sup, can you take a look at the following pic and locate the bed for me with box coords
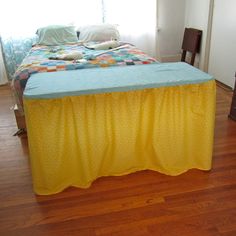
[12,26,216,195]
[13,42,156,111]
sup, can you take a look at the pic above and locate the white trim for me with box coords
[203,0,214,72]
[160,54,181,62]
[155,0,161,60]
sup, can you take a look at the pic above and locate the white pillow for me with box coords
[78,24,120,42]
[36,25,78,46]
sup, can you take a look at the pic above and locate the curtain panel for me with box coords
[103,0,157,58]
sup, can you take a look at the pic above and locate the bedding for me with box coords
[85,40,120,50]
[13,42,157,110]
[78,24,120,42]
[36,25,79,46]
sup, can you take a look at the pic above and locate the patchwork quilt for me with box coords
[12,43,157,108]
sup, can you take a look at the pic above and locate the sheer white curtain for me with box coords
[104,0,158,58]
[0,0,103,37]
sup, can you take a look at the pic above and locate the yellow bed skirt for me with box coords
[24,80,216,195]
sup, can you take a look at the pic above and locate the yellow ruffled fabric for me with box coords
[24,80,216,195]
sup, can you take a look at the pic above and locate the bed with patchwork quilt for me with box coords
[12,37,215,195]
[12,42,157,110]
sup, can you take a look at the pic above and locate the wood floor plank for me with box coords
[220,231,236,236]
[0,84,236,236]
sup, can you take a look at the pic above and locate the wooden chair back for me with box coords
[181,28,202,66]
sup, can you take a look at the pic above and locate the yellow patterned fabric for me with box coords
[24,80,216,195]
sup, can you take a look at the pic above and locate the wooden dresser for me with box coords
[229,74,236,121]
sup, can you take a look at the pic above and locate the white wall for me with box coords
[162,0,235,88]
[157,0,211,69]
[184,0,211,70]
[208,0,236,88]
[157,0,186,62]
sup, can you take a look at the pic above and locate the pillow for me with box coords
[36,25,79,46]
[78,24,120,42]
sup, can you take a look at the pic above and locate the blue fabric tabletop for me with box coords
[24,62,214,99]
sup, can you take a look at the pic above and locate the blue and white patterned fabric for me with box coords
[1,36,37,80]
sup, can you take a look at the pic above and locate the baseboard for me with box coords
[0,81,10,87]
[160,54,181,62]
[216,80,233,92]
[160,54,201,69]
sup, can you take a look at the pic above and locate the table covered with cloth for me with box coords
[23,62,216,195]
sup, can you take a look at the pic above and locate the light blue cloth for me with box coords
[24,62,214,99]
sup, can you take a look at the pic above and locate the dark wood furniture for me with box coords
[229,73,236,121]
[181,28,202,66]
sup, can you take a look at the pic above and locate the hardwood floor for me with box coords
[0,84,235,236]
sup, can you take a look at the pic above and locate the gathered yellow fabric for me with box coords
[24,80,216,195]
